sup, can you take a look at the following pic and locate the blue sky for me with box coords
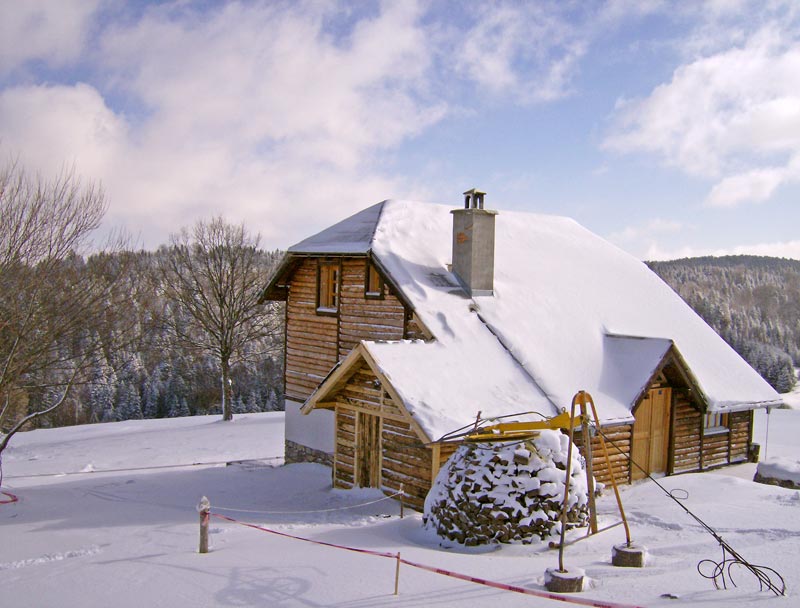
[1,0,798,260]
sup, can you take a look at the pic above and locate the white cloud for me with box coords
[0,83,127,180]
[705,166,788,206]
[609,218,683,243]
[605,21,800,207]
[0,0,101,74]
[454,3,586,103]
[0,1,600,249]
[0,2,451,248]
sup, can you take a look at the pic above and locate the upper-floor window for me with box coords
[317,262,340,314]
[704,411,729,435]
[365,262,384,299]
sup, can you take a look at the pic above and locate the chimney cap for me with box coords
[463,188,487,210]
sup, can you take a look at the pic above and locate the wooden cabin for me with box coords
[262,194,782,510]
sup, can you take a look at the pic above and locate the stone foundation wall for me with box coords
[285,440,333,467]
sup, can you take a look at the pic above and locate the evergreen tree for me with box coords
[90,356,118,423]
[116,381,143,420]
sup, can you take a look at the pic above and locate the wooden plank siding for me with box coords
[284,256,417,402]
[285,259,338,401]
[573,386,752,484]
[573,425,632,486]
[338,259,406,360]
[671,390,751,473]
[327,361,432,511]
[671,391,702,473]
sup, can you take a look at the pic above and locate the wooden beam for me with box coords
[431,443,441,482]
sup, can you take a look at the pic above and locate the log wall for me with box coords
[330,362,433,511]
[284,256,417,402]
[338,259,406,360]
[727,411,750,464]
[285,258,338,401]
[671,391,701,473]
[574,424,632,486]
[670,390,751,473]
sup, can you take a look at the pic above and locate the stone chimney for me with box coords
[451,188,497,296]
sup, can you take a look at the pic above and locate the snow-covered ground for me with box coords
[1,409,799,607]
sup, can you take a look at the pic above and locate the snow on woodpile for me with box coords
[423,430,592,546]
[754,457,800,489]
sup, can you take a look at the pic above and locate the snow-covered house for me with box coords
[262,193,782,509]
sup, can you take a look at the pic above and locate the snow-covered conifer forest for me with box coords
[2,247,286,432]
[650,256,799,393]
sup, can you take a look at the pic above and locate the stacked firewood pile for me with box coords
[423,430,592,546]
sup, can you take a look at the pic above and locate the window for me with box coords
[365,262,383,299]
[704,411,729,434]
[317,262,339,314]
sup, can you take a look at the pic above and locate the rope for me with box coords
[2,456,284,479]
[212,490,404,515]
[212,512,645,608]
[592,423,786,596]
[0,491,18,505]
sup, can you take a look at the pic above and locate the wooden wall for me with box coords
[727,411,751,464]
[338,259,406,360]
[573,386,753,484]
[285,258,338,401]
[284,256,418,402]
[574,424,632,486]
[671,390,701,473]
[671,390,751,473]
[329,361,434,511]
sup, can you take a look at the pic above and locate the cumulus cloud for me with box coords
[0,2,451,247]
[453,3,586,103]
[0,1,594,248]
[605,18,800,207]
[0,0,101,74]
[0,83,127,179]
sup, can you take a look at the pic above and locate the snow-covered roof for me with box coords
[297,200,782,440]
[288,201,385,254]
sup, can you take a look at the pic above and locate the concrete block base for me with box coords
[612,542,646,568]
[544,567,585,593]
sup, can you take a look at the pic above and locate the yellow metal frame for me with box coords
[458,392,633,552]
[463,411,580,442]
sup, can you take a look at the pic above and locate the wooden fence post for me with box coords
[394,552,401,595]
[198,496,210,554]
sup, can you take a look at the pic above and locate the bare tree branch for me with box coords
[0,158,131,457]
[159,217,280,421]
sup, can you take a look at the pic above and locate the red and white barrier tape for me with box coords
[1,490,19,505]
[212,513,396,559]
[212,512,644,608]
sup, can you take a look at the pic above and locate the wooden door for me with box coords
[631,388,672,481]
[356,412,381,488]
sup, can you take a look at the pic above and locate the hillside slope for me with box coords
[648,256,799,392]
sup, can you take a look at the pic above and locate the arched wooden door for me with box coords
[631,387,672,481]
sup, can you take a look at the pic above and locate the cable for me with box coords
[212,490,404,515]
[592,422,786,596]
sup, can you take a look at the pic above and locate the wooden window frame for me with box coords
[364,261,384,300]
[703,411,729,436]
[316,260,341,315]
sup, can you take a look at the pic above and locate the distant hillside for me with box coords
[648,256,799,393]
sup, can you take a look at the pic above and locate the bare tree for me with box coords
[159,217,279,421]
[0,160,129,457]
